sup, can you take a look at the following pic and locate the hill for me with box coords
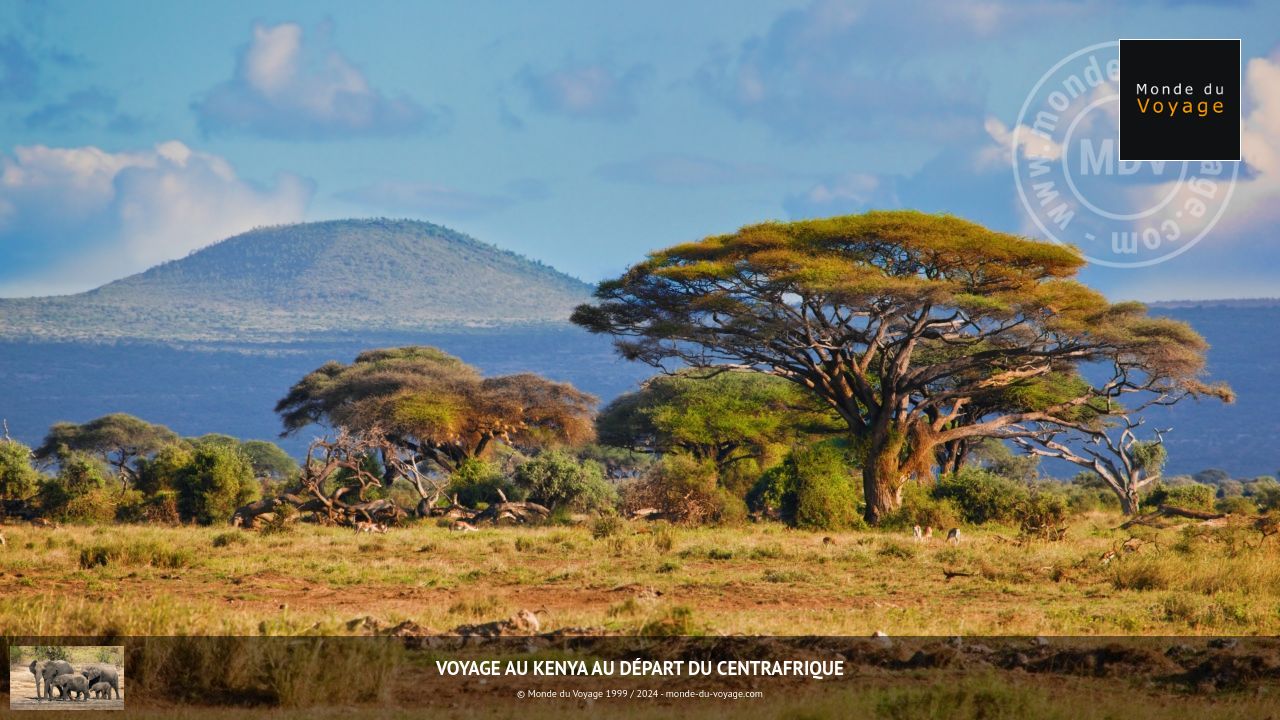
[0,219,594,341]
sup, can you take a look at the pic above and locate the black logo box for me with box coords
[1119,39,1241,161]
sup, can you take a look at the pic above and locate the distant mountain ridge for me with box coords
[0,219,594,341]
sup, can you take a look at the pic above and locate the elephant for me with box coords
[51,673,89,701]
[82,665,122,700]
[90,681,113,699]
[30,659,74,701]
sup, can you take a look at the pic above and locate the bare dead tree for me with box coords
[1013,415,1169,515]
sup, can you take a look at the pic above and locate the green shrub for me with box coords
[1146,482,1215,512]
[1250,480,1280,512]
[933,467,1027,524]
[748,443,863,531]
[1216,496,1258,515]
[621,455,720,524]
[174,444,260,525]
[135,444,194,495]
[37,453,116,523]
[115,488,148,523]
[79,540,192,569]
[0,439,40,501]
[513,450,616,511]
[58,487,119,523]
[1015,491,1069,540]
[883,483,960,530]
[212,532,249,548]
[591,515,625,539]
[447,458,520,507]
[713,488,749,526]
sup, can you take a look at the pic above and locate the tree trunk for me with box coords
[1119,485,1141,515]
[862,430,907,525]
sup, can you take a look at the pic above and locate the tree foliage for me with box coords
[513,449,615,511]
[174,444,260,525]
[573,210,1229,522]
[597,370,840,476]
[0,438,40,501]
[276,346,597,482]
[35,413,179,485]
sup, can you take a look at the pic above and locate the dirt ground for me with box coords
[9,664,124,711]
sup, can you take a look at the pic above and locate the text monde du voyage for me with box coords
[1134,82,1228,118]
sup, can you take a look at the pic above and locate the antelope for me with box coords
[946,528,961,545]
[924,526,934,540]
[451,520,479,533]
[912,525,924,542]
[354,521,388,534]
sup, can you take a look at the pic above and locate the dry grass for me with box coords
[1,513,1279,637]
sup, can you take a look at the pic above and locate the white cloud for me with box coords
[518,61,652,121]
[783,173,899,218]
[0,141,313,297]
[194,22,446,139]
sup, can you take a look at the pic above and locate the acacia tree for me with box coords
[598,369,841,477]
[274,346,597,507]
[34,413,179,487]
[572,211,1228,523]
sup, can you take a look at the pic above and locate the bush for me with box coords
[79,539,191,569]
[447,459,520,507]
[174,444,260,525]
[1015,491,1069,540]
[58,487,119,524]
[513,450,616,511]
[36,452,113,522]
[142,490,181,523]
[749,443,863,531]
[882,483,960,530]
[1216,496,1257,515]
[1146,482,1216,512]
[0,439,40,501]
[115,488,148,523]
[135,444,194,495]
[1250,480,1280,512]
[621,456,742,525]
[933,468,1028,525]
[591,515,625,539]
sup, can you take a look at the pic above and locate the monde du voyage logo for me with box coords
[1014,39,1241,268]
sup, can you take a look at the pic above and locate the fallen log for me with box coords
[473,500,550,525]
[1157,504,1226,521]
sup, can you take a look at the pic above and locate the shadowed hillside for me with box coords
[0,219,593,341]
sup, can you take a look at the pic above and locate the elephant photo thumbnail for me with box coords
[9,646,123,710]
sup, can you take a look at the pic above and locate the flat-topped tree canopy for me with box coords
[573,210,1231,523]
[275,346,597,474]
[34,413,180,485]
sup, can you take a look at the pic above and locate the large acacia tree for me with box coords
[275,346,597,505]
[572,211,1227,523]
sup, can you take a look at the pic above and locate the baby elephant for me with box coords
[90,681,113,699]
[82,665,122,700]
[52,673,89,701]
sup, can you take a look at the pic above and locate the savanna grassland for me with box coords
[2,513,1278,638]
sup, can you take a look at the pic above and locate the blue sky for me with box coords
[2,0,1279,300]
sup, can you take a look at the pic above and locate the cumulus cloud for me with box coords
[518,61,652,121]
[596,154,779,186]
[697,0,1084,141]
[0,141,312,296]
[194,22,446,139]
